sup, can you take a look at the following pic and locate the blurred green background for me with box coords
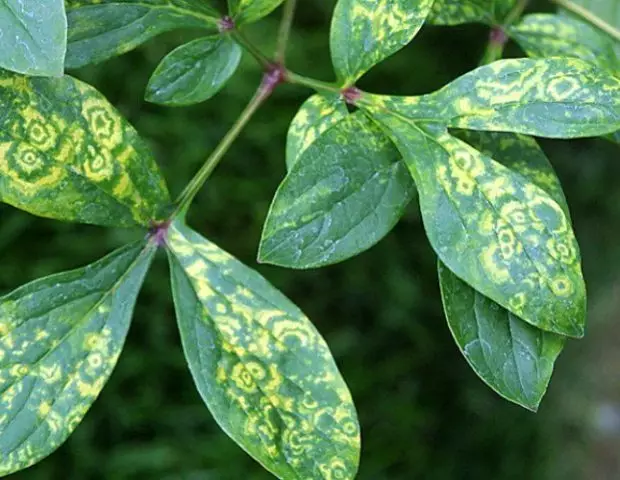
[2,1,620,478]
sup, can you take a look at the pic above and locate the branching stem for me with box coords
[276,0,298,63]
[172,71,278,218]
[551,0,620,42]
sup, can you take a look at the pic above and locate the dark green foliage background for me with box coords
[2,2,619,478]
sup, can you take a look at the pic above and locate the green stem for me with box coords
[173,81,273,218]
[285,71,342,94]
[551,0,620,41]
[232,31,272,69]
[276,0,297,63]
[503,0,529,27]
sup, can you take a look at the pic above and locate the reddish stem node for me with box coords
[148,220,171,247]
[218,16,235,33]
[261,63,287,95]
[489,26,508,46]
[342,86,362,105]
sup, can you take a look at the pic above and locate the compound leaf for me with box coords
[439,130,572,410]
[368,111,586,337]
[146,35,242,106]
[425,57,620,138]
[260,113,414,269]
[228,0,284,25]
[330,0,434,85]
[65,1,220,69]
[428,0,517,26]
[167,220,360,480]
[0,70,170,227]
[0,0,67,76]
[286,94,348,170]
[439,261,565,411]
[0,241,156,476]
[510,14,619,74]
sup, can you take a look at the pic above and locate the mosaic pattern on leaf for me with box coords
[167,220,360,479]
[367,112,586,337]
[428,58,620,138]
[428,0,516,26]
[286,94,348,170]
[262,112,414,269]
[228,0,285,25]
[330,0,434,85]
[0,70,170,227]
[0,241,155,476]
[65,1,219,68]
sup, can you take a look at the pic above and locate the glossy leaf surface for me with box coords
[510,14,619,74]
[261,113,414,269]
[286,94,348,170]
[0,0,67,76]
[439,261,565,411]
[559,0,620,56]
[146,35,242,106]
[65,1,219,68]
[167,220,360,479]
[0,70,170,227]
[368,112,586,337]
[439,130,572,410]
[428,0,516,26]
[425,58,620,138]
[0,241,155,476]
[330,0,434,85]
[228,0,284,24]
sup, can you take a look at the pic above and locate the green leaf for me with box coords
[0,241,155,476]
[167,220,360,479]
[330,0,434,85]
[286,94,348,170]
[65,1,220,69]
[366,112,586,337]
[510,14,619,74]
[228,0,284,25]
[438,261,565,412]
[425,57,620,138]
[0,70,170,227]
[146,35,242,106]
[558,0,620,57]
[0,0,67,76]
[438,130,572,410]
[428,0,517,26]
[260,113,414,269]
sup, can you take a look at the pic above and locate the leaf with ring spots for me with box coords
[65,0,220,69]
[366,111,586,338]
[330,0,435,86]
[426,57,620,138]
[260,112,415,269]
[509,14,619,75]
[427,0,517,26]
[228,0,285,25]
[167,220,360,480]
[0,240,156,477]
[0,0,67,76]
[286,93,348,170]
[0,70,171,227]
[438,130,572,411]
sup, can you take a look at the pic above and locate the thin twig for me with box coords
[276,0,298,63]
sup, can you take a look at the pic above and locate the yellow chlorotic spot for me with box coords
[479,245,511,284]
[509,292,527,313]
[550,276,574,297]
[231,362,258,393]
[38,401,52,416]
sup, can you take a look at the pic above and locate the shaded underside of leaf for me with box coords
[0,70,170,227]
[167,220,360,479]
[0,0,67,76]
[0,241,155,476]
